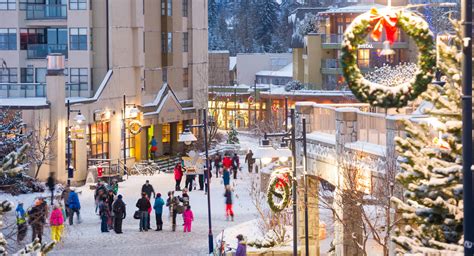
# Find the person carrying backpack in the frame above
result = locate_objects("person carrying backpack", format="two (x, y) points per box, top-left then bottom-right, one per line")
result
(112, 194), (126, 234)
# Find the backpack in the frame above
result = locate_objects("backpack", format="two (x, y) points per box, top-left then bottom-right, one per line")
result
(176, 204), (185, 214)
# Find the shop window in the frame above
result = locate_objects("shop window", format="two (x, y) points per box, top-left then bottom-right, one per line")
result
(122, 123), (136, 158)
(357, 49), (370, 69)
(89, 122), (110, 159)
(162, 124), (170, 143)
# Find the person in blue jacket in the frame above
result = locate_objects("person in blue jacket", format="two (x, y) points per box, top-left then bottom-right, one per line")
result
(67, 188), (81, 225)
(153, 193), (165, 231)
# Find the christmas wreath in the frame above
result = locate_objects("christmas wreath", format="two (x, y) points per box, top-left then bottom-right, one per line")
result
(128, 120), (142, 135)
(267, 170), (292, 212)
(341, 8), (436, 108)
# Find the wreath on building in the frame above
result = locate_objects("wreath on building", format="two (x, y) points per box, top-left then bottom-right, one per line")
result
(128, 120), (142, 135)
(341, 8), (436, 108)
(267, 169), (292, 212)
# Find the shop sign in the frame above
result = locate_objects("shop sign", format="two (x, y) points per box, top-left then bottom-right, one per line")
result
(94, 110), (113, 122)
(358, 43), (373, 49)
(70, 126), (85, 140)
(128, 120), (143, 135)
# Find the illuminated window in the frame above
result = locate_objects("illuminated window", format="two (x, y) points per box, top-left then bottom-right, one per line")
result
(162, 124), (170, 143)
(357, 49), (370, 69)
(89, 122), (109, 159)
(122, 123), (136, 158)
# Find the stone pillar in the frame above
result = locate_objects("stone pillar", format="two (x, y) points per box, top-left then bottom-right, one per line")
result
(170, 122), (178, 154)
(334, 108), (362, 256)
(154, 124), (163, 157)
(298, 175), (320, 256)
(46, 70), (66, 183)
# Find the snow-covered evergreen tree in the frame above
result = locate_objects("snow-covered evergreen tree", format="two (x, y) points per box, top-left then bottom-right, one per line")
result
(0, 110), (28, 161)
(391, 21), (463, 254)
(226, 125), (239, 144)
(255, 0), (280, 52)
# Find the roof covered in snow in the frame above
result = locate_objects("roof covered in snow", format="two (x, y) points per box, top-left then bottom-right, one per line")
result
(0, 97), (49, 108)
(320, 4), (386, 14)
(260, 86), (354, 97)
(256, 63), (293, 78)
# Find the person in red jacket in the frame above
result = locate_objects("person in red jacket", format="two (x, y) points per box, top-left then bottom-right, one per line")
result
(174, 163), (184, 191)
(222, 153), (233, 170)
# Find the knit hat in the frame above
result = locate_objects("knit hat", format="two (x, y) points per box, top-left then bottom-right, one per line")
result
(118, 194), (123, 199)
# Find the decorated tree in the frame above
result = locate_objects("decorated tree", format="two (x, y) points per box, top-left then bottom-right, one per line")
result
(226, 125), (240, 144)
(391, 21), (463, 254)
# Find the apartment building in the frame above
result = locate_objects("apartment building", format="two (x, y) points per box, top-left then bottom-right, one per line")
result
(0, 0), (208, 183)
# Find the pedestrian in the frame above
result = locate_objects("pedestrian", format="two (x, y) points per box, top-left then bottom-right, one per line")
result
(150, 136), (158, 160)
(94, 181), (106, 213)
(153, 193), (165, 231)
(223, 168), (231, 187)
(146, 195), (152, 230)
(112, 179), (119, 195)
(61, 185), (70, 218)
(46, 172), (56, 205)
(166, 191), (180, 231)
(136, 192), (151, 232)
(232, 153), (240, 179)
(106, 190), (115, 230)
(236, 234), (247, 256)
(185, 173), (195, 192)
(214, 154), (222, 178)
(28, 198), (47, 243)
(141, 180), (155, 199)
(224, 186), (234, 221)
(15, 202), (27, 242)
(112, 194), (126, 234)
(182, 205), (194, 232)
(181, 189), (190, 207)
(198, 173), (204, 190)
(99, 198), (110, 233)
(245, 150), (255, 173)
(174, 163), (184, 191)
(50, 202), (64, 242)
(67, 188), (81, 225)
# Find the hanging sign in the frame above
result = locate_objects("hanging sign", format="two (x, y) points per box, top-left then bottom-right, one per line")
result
(70, 126), (85, 140)
(128, 120), (142, 135)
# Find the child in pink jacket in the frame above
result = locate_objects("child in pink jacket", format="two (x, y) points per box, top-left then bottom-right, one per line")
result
(50, 203), (64, 242)
(182, 205), (194, 232)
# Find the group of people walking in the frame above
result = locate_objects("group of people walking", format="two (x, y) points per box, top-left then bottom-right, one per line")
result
(94, 181), (126, 234)
(15, 185), (82, 244)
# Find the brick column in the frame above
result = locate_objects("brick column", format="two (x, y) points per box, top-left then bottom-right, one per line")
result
(334, 108), (362, 256)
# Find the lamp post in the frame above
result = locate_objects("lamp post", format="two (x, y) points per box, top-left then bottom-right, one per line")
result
(66, 99), (85, 186)
(178, 109), (213, 254)
(122, 95), (139, 176)
(262, 109), (309, 256)
(461, 0), (473, 253)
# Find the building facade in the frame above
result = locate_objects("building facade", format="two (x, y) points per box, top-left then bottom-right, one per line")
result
(0, 0), (208, 183)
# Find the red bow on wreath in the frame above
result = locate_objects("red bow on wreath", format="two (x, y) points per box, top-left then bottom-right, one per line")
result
(369, 8), (398, 45)
(275, 173), (289, 189)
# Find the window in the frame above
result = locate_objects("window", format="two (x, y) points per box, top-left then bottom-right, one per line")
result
(66, 140), (75, 170)
(20, 68), (34, 83)
(122, 124), (136, 158)
(35, 68), (46, 83)
(70, 28), (87, 50)
(182, 0), (188, 17)
(70, 68), (88, 91)
(0, 68), (17, 83)
(183, 68), (188, 87)
(161, 0), (165, 15)
(357, 49), (370, 69)
(0, 29), (16, 50)
(167, 0), (172, 16)
(162, 68), (167, 83)
(182, 32), (188, 52)
(69, 0), (86, 10)
(20, 28), (46, 50)
(162, 124), (170, 143)
(89, 122), (110, 159)
(161, 32), (166, 52)
(0, 0), (16, 10)
(167, 32), (172, 52)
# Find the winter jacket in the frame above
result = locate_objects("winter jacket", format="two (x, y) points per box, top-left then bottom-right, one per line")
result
(50, 208), (64, 226)
(223, 170), (230, 185)
(232, 156), (240, 168)
(180, 194), (190, 207)
(28, 202), (47, 225)
(153, 197), (165, 214)
(147, 198), (152, 214)
(245, 152), (255, 164)
(67, 191), (81, 210)
(182, 209), (194, 223)
(16, 205), (27, 225)
(62, 188), (70, 207)
(141, 184), (155, 198)
(174, 166), (183, 180)
(236, 241), (247, 256)
(99, 201), (110, 217)
(222, 157), (232, 169)
(112, 198), (126, 219)
(136, 197), (151, 211)
(224, 190), (233, 205)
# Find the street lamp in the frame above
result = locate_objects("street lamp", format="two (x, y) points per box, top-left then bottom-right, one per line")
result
(67, 100), (85, 186)
(123, 95), (140, 176)
(178, 109), (214, 254)
(262, 109), (309, 256)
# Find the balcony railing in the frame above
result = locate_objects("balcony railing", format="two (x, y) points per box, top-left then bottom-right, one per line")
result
(0, 83), (46, 98)
(321, 59), (372, 71)
(66, 83), (90, 98)
(321, 34), (343, 44)
(27, 44), (68, 59)
(26, 4), (67, 20)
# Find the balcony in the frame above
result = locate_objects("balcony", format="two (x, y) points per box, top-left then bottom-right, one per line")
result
(321, 34), (408, 49)
(26, 4), (67, 20)
(66, 83), (90, 98)
(0, 83), (46, 98)
(27, 44), (68, 59)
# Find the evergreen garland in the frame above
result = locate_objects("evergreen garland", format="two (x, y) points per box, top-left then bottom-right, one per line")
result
(267, 170), (292, 213)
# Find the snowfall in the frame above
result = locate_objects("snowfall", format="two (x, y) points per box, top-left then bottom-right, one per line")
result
(1, 133), (384, 255)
